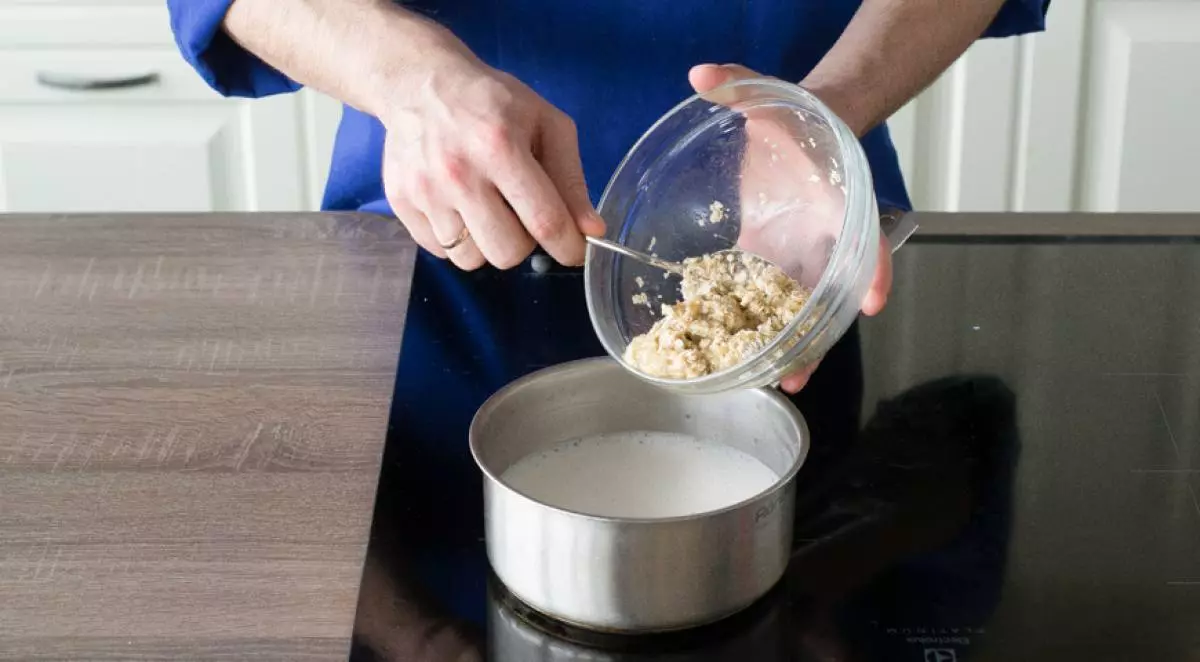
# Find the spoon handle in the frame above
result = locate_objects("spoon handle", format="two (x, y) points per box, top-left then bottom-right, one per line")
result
(880, 208), (919, 254)
(585, 236), (682, 274)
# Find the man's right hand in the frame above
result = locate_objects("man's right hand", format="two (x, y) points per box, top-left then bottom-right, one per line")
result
(221, 0), (603, 271)
(380, 55), (605, 270)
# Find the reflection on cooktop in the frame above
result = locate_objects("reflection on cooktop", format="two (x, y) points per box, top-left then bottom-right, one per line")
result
(352, 239), (1200, 662)
(480, 374), (1017, 662)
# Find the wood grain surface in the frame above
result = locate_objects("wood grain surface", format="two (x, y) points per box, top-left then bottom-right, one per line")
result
(0, 214), (417, 660)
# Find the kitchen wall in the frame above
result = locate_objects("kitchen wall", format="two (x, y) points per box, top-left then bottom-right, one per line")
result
(1, 1), (1196, 214)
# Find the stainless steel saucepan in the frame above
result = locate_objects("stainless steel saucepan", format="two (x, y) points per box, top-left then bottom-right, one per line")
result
(469, 358), (809, 633)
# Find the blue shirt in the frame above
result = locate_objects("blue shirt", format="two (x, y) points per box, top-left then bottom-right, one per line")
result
(169, 0), (1046, 624)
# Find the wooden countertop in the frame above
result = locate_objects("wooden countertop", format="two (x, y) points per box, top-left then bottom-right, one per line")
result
(0, 214), (416, 661)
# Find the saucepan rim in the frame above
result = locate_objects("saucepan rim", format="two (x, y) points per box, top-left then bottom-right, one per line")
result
(469, 357), (810, 524)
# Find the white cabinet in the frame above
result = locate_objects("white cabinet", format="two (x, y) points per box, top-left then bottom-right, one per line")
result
(0, 1), (340, 213)
(890, 0), (1200, 213)
(1077, 1), (1200, 212)
(1, 1), (1194, 215)
(0, 51), (304, 212)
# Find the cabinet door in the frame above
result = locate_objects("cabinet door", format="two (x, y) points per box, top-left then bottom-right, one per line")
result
(890, 1), (1200, 213)
(0, 49), (307, 213)
(1075, 2), (1200, 212)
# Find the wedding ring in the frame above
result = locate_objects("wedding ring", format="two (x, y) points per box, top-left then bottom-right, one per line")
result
(439, 226), (471, 251)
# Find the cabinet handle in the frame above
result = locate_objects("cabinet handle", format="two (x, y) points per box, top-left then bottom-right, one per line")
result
(36, 71), (160, 91)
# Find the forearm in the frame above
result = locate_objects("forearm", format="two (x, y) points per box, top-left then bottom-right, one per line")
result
(222, 0), (473, 116)
(801, 0), (1008, 136)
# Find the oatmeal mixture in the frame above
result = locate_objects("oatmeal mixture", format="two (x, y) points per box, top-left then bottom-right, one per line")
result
(625, 251), (811, 380)
(699, 200), (727, 226)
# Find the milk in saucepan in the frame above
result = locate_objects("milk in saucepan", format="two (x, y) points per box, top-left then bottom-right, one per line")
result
(499, 431), (779, 518)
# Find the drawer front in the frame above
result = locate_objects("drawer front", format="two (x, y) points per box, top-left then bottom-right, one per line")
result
(0, 50), (221, 103)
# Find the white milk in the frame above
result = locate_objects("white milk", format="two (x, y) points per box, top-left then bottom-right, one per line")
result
(500, 431), (779, 518)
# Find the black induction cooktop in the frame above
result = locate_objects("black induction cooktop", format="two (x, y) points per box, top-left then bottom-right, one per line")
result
(351, 215), (1200, 661)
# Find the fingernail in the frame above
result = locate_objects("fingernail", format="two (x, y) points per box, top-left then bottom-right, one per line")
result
(581, 212), (607, 236)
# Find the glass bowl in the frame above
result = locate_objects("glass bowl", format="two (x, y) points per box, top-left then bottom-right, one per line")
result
(584, 78), (880, 394)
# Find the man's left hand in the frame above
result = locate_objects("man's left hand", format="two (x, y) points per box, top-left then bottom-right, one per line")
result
(688, 63), (892, 394)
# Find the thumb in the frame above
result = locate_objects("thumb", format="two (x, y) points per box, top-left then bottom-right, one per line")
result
(688, 63), (764, 95)
(861, 236), (893, 316)
(538, 114), (606, 237)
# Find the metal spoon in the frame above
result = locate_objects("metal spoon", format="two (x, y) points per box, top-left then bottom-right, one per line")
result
(586, 209), (918, 276)
(585, 236), (687, 274)
(586, 236), (783, 284)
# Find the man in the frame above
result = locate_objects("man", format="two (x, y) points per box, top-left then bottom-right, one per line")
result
(169, 0), (1045, 388)
(167, 0), (1046, 627)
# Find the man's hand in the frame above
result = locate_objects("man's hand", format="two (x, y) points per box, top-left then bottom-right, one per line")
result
(689, 0), (1010, 390)
(222, 0), (603, 271)
(688, 63), (892, 394)
(382, 58), (605, 270)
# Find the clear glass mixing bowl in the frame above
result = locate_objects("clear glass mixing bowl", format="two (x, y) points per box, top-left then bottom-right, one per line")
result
(585, 78), (881, 394)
